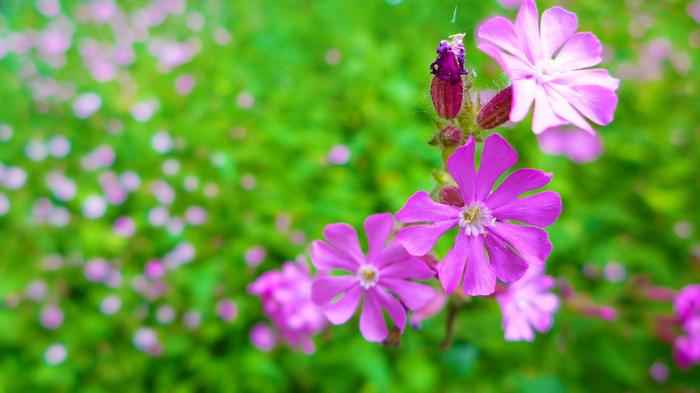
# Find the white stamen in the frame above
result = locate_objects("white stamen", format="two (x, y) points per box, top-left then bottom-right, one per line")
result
(458, 203), (494, 236)
(357, 264), (380, 290)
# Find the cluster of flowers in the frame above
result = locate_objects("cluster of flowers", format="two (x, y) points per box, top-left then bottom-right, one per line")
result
(249, 0), (626, 348)
(673, 285), (700, 369)
(0, 0), (254, 365)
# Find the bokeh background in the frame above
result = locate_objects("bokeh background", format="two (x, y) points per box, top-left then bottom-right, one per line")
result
(1, 0), (700, 391)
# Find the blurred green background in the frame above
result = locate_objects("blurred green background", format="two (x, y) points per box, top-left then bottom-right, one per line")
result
(0, 0), (699, 391)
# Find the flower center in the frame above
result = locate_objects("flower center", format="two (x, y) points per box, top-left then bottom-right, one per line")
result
(357, 264), (380, 289)
(459, 204), (494, 236)
(534, 58), (557, 83)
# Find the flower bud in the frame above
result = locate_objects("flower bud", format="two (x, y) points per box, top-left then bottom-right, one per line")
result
(477, 85), (513, 129)
(438, 185), (464, 207)
(435, 125), (463, 148)
(430, 34), (467, 119)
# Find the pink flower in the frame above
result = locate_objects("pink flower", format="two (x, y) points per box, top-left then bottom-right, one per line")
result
(673, 284), (700, 369)
(249, 258), (327, 353)
(396, 134), (562, 296)
(537, 126), (603, 163)
(250, 323), (277, 352)
(496, 266), (559, 341)
(310, 213), (436, 342)
(477, 0), (619, 134)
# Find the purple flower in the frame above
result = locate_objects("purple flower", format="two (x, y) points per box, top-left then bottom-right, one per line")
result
(673, 284), (700, 369)
(477, 0), (619, 134)
(537, 126), (603, 163)
(249, 258), (327, 353)
(430, 34), (467, 119)
(310, 213), (436, 342)
(496, 266), (559, 341)
(250, 323), (277, 352)
(396, 134), (562, 296)
(215, 298), (238, 323)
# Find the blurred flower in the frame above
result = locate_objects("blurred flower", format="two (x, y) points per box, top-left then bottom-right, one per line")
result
(236, 92), (255, 109)
(133, 327), (162, 356)
(175, 74), (195, 95)
(25, 280), (48, 301)
(131, 99), (159, 122)
(84, 258), (112, 283)
(496, 265), (559, 341)
(46, 171), (77, 201)
(82, 195), (107, 219)
(245, 245), (267, 267)
(163, 242), (195, 268)
(603, 261), (626, 283)
(241, 174), (256, 190)
(477, 0), (619, 134)
(2, 166), (27, 189)
(216, 298), (238, 323)
(213, 27), (232, 46)
(36, 0), (61, 18)
(81, 145), (115, 170)
(250, 323), (277, 352)
(47, 135), (71, 158)
(250, 257), (327, 352)
(0, 193), (9, 216)
(113, 216), (136, 237)
(310, 214), (435, 342)
(537, 126), (603, 163)
(100, 295), (121, 315)
(325, 48), (341, 65)
(327, 144), (350, 165)
(72, 92), (102, 119)
(690, 0), (700, 23)
(144, 260), (165, 280)
(430, 34), (466, 119)
(184, 206), (207, 225)
(396, 135), (561, 295)
(649, 362), (669, 384)
(40, 305), (64, 330)
(151, 131), (174, 154)
(44, 343), (67, 365)
(183, 310), (202, 330)
(156, 305), (176, 324)
(148, 206), (169, 227)
(497, 0), (522, 9)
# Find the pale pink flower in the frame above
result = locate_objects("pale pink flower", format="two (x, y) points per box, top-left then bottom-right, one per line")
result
(477, 0), (619, 134)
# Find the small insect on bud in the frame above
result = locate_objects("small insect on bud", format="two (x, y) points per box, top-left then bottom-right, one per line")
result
(477, 85), (513, 129)
(430, 34), (467, 120)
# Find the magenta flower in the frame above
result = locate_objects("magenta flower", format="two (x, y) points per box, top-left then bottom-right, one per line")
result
(673, 284), (700, 369)
(477, 0), (619, 134)
(310, 213), (435, 342)
(496, 265), (559, 341)
(249, 257), (327, 353)
(396, 134), (562, 296)
(537, 126), (603, 163)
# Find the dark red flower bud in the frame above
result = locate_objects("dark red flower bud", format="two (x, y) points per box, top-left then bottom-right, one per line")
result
(438, 125), (463, 148)
(431, 78), (463, 119)
(477, 85), (513, 129)
(438, 185), (464, 207)
(430, 34), (467, 120)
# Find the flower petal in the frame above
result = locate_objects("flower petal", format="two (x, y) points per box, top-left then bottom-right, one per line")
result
(447, 137), (477, 204)
(510, 78), (536, 122)
(536, 126), (603, 163)
(545, 84), (594, 133)
(310, 240), (357, 272)
(553, 68), (620, 90)
(380, 256), (434, 280)
(567, 85), (618, 126)
(552, 32), (602, 72)
(477, 16), (529, 63)
(311, 276), (358, 305)
(438, 231), (468, 293)
(478, 44), (534, 79)
(395, 220), (458, 256)
(487, 168), (552, 209)
(533, 85), (569, 134)
(359, 290), (389, 342)
(381, 277), (436, 310)
(492, 190), (563, 227)
(462, 235), (496, 296)
(514, 0), (541, 64)
(395, 191), (461, 223)
(323, 223), (365, 264)
(539, 6), (578, 59)
(484, 233), (528, 283)
(476, 134), (519, 201)
(323, 285), (363, 325)
(363, 213), (394, 263)
(488, 222), (552, 265)
(374, 286), (407, 332)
